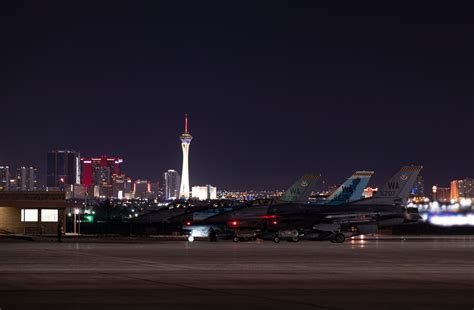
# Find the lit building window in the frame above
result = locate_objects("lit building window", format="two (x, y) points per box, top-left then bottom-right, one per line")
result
(21, 209), (38, 222)
(41, 209), (58, 222)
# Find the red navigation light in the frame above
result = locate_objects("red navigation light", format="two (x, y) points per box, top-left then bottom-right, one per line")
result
(229, 220), (239, 227)
(184, 221), (192, 226)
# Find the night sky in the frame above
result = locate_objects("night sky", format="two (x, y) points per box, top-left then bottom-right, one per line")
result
(1, 1), (472, 190)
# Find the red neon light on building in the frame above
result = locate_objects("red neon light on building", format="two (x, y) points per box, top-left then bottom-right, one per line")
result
(82, 161), (92, 188)
(114, 161), (120, 175)
(100, 156), (108, 168)
(80, 156), (124, 188)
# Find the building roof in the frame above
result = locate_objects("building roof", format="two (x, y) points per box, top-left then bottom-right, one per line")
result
(0, 191), (80, 209)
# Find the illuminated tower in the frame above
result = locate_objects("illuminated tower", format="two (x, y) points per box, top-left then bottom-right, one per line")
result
(179, 114), (193, 199)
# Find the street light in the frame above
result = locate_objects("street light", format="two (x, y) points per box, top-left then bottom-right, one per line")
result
(74, 207), (81, 234)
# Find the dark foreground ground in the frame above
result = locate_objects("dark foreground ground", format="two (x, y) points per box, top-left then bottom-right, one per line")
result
(0, 237), (473, 310)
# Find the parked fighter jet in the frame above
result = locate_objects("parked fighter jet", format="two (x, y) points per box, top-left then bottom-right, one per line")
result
(184, 170), (373, 241)
(205, 166), (422, 243)
(181, 174), (320, 241)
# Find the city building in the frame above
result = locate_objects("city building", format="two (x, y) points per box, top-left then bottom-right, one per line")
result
(450, 178), (474, 201)
(65, 184), (86, 200)
(411, 175), (425, 196)
(179, 114), (192, 199)
(92, 185), (100, 198)
(124, 192), (135, 200)
(16, 167), (37, 191)
(112, 174), (127, 199)
(81, 156), (123, 188)
(124, 177), (132, 194)
(163, 170), (180, 200)
(0, 166), (10, 191)
(192, 185), (217, 201)
(149, 181), (160, 200)
(432, 185), (450, 202)
(47, 150), (81, 190)
(464, 178), (474, 198)
(8, 178), (17, 191)
(134, 179), (150, 199)
(99, 185), (113, 198)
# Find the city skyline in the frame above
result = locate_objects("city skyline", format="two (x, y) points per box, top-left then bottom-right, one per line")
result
(1, 152), (471, 194)
(1, 2), (472, 190)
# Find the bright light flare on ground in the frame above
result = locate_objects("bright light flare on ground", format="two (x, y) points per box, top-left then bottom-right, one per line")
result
(428, 214), (474, 226)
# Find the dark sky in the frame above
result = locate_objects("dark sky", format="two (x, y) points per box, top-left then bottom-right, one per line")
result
(1, 1), (472, 190)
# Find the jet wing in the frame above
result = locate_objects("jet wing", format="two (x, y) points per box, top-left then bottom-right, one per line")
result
(323, 211), (401, 224)
(324, 212), (378, 224)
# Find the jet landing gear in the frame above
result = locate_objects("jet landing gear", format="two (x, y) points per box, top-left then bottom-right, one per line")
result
(273, 230), (300, 243)
(273, 235), (298, 243)
(331, 233), (345, 244)
(287, 235), (299, 242)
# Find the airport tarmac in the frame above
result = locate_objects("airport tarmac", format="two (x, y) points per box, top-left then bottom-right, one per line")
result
(0, 237), (473, 310)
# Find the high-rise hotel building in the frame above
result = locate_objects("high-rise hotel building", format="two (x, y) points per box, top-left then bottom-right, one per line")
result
(47, 150), (81, 190)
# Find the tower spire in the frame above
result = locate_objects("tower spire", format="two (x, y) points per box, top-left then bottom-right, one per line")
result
(179, 114), (193, 199)
(184, 114), (188, 134)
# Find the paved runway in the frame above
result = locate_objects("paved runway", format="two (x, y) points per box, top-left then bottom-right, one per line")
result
(0, 238), (473, 309)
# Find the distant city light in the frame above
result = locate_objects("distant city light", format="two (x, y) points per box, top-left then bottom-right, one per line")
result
(460, 198), (472, 207)
(428, 214), (474, 226)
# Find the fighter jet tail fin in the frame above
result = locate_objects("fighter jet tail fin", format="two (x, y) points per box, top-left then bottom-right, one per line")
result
(279, 174), (320, 203)
(324, 171), (374, 205)
(362, 165), (422, 205)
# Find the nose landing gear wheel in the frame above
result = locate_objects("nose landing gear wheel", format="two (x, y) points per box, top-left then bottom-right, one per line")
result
(334, 233), (345, 243)
(273, 236), (280, 243)
(291, 236), (299, 242)
(233, 237), (240, 242)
